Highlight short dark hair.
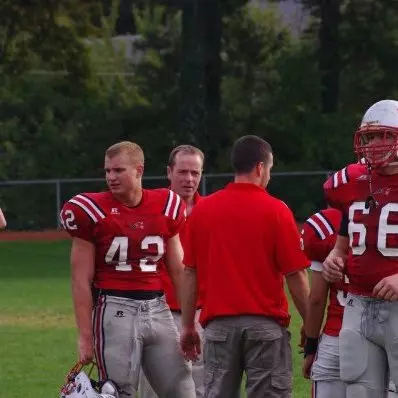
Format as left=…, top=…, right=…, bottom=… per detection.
left=231, top=135, right=272, bottom=174
left=168, top=145, right=204, bottom=167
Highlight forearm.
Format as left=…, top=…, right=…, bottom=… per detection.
left=168, top=264, right=184, bottom=306
left=0, top=209, right=6, bottom=229
left=181, top=267, right=197, bottom=328
left=305, top=299, right=327, bottom=338
left=72, top=277, right=93, bottom=339
left=286, top=269, right=310, bottom=322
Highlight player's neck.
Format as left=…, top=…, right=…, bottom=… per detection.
left=184, top=195, right=196, bottom=216
left=113, top=188, right=143, bottom=207
left=234, top=175, right=261, bottom=187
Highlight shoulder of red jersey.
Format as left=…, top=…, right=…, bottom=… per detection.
left=148, top=188, right=186, bottom=221
left=303, top=209, right=340, bottom=241
left=301, top=209, right=341, bottom=263
left=323, top=163, right=367, bottom=209
left=63, top=192, right=107, bottom=224
left=60, top=192, right=109, bottom=240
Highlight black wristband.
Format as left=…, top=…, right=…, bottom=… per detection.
left=304, top=337, right=319, bottom=357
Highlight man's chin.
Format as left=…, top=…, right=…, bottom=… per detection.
left=109, top=187, right=123, bottom=194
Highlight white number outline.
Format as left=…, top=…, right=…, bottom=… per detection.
left=105, top=235, right=165, bottom=272
left=348, top=201, right=398, bottom=257
left=60, top=209, right=77, bottom=230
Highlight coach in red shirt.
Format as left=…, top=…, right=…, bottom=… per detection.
left=180, top=135, right=309, bottom=398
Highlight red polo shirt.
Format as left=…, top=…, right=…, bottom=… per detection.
left=183, top=182, right=308, bottom=327
left=163, top=191, right=202, bottom=311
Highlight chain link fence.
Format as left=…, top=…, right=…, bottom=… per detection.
left=0, top=171, right=332, bottom=231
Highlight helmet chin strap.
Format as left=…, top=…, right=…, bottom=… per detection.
left=364, top=160, right=379, bottom=210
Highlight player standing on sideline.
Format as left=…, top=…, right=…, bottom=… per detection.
left=0, top=208, right=6, bottom=228
left=139, top=145, right=205, bottom=398
left=301, top=207, right=348, bottom=397
left=180, top=135, right=310, bottom=398
left=323, top=100, right=398, bottom=398
left=60, top=141, right=195, bottom=398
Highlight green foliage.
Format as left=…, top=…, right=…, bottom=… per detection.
left=3, top=1, right=398, bottom=225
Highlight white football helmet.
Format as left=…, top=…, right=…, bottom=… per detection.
left=354, top=99, right=398, bottom=167
left=60, top=362, right=120, bottom=398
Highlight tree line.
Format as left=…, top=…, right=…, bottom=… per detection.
left=1, top=0, right=398, bottom=228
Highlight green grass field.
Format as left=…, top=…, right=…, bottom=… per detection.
left=0, top=241, right=311, bottom=397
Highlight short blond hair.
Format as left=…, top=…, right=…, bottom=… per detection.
left=168, top=145, right=204, bottom=167
left=105, top=141, right=144, bottom=164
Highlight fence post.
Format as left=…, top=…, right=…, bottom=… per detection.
left=56, top=180, right=61, bottom=229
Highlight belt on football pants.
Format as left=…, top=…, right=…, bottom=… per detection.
left=171, top=306, right=202, bottom=314
left=100, top=289, right=164, bottom=300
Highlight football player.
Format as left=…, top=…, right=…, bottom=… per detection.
left=60, top=141, right=196, bottom=398
left=323, top=100, right=398, bottom=398
left=301, top=207, right=348, bottom=397
left=139, top=145, right=205, bottom=398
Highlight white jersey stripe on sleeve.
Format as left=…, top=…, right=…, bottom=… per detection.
left=75, top=195, right=105, bottom=219
left=333, top=172, right=338, bottom=188
left=164, top=190, right=174, bottom=217
left=172, top=194, right=181, bottom=220
left=341, top=167, right=348, bottom=184
left=69, top=199, right=98, bottom=223
left=307, top=218, right=326, bottom=240
left=314, top=212, right=334, bottom=235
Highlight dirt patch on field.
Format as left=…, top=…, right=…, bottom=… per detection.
left=0, top=230, right=69, bottom=241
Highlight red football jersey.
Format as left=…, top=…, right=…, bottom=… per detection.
left=324, top=163, right=398, bottom=296
left=301, top=208, right=349, bottom=336
left=162, top=192, right=202, bottom=311
left=60, top=189, right=186, bottom=291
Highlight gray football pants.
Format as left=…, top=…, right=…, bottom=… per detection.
left=310, top=334, right=346, bottom=398
left=92, top=294, right=195, bottom=398
left=139, top=309, right=204, bottom=398
left=339, top=293, right=398, bottom=398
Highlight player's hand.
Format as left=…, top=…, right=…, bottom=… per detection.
left=322, top=250, right=345, bottom=282
left=180, top=326, right=201, bottom=362
left=302, top=354, right=315, bottom=379
left=373, top=274, right=398, bottom=301
left=78, top=334, right=94, bottom=365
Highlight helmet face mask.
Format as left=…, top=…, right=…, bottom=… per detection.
left=60, top=362, right=120, bottom=398
left=354, top=100, right=398, bottom=168
left=354, top=125, right=398, bottom=168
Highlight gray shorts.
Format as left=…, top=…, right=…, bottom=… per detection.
left=204, top=316, right=292, bottom=398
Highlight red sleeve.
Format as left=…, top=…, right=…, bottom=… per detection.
left=301, top=209, right=341, bottom=262
left=301, top=222, right=336, bottom=262
left=182, top=208, right=197, bottom=269
left=324, top=164, right=366, bottom=210
left=60, top=198, right=95, bottom=242
left=275, top=203, right=309, bottom=275
left=163, top=190, right=187, bottom=237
